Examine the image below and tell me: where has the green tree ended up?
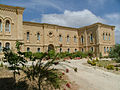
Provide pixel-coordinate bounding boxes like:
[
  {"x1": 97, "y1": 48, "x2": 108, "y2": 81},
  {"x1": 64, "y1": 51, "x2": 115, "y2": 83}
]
[
  {"x1": 3, "y1": 41, "x2": 27, "y2": 82},
  {"x1": 109, "y1": 44, "x2": 120, "y2": 62}
]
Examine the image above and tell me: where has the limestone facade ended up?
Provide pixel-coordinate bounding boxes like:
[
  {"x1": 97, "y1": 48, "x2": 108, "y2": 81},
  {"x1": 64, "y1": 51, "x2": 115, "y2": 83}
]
[{"x1": 0, "y1": 4, "x2": 115, "y2": 57}]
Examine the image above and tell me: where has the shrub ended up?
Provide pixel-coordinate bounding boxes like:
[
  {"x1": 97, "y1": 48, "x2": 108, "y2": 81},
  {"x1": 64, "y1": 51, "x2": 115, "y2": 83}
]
[
  {"x1": 109, "y1": 44, "x2": 120, "y2": 62},
  {"x1": 87, "y1": 51, "x2": 94, "y2": 59},
  {"x1": 106, "y1": 65, "x2": 114, "y2": 70},
  {"x1": 115, "y1": 67, "x2": 119, "y2": 71},
  {"x1": 99, "y1": 52, "x2": 102, "y2": 59},
  {"x1": 98, "y1": 64, "x2": 102, "y2": 67},
  {"x1": 96, "y1": 58, "x2": 99, "y2": 62},
  {"x1": 24, "y1": 52, "x2": 32, "y2": 58},
  {"x1": 48, "y1": 50, "x2": 56, "y2": 59},
  {"x1": 0, "y1": 62, "x2": 3, "y2": 67},
  {"x1": 87, "y1": 60, "x2": 92, "y2": 64},
  {"x1": 33, "y1": 52, "x2": 44, "y2": 59},
  {"x1": 87, "y1": 59, "x2": 96, "y2": 66},
  {"x1": 91, "y1": 62, "x2": 96, "y2": 66}
]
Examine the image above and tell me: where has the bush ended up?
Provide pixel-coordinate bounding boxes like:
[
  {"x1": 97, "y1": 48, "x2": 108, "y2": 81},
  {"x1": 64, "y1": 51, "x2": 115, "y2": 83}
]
[
  {"x1": 0, "y1": 62, "x2": 3, "y2": 67},
  {"x1": 98, "y1": 64, "x2": 102, "y2": 67},
  {"x1": 115, "y1": 67, "x2": 119, "y2": 71},
  {"x1": 87, "y1": 60, "x2": 92, "y2": 64},
  {"x1": 87, "y1": 59, "x2": 96, "y2": 66},
  {"x1": 106, "y1": 65, "x2": 114, "y2": 70},
  {"x1": 33, "y1": 52, "x2": 44, "y2": 59},
  {"x1": 99, "y1": 52, "x2": 102, "y2": 59},
  {"x1": 24, "y1": 52, "x2": 32, "y2": 58},
  {"x1": 96, "y1": 58, "x2": 99, "y2": 62},
  {"x1": 109, "y1": 44, "x2": 120, "y2": 62},
  {"x1": 87, "y1": 51, "x2": 94, "y2": 59},
  {"x1": 48, "y1": 50, "x2": 56, "y2": 59},
  {"x1": 91, "y1": 62, "x2": 96, "y2": 66}
]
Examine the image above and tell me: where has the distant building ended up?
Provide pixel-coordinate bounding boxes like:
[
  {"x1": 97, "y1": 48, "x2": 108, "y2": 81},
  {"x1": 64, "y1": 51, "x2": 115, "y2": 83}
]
[{"x1": 0, "y1": 4, "x2": 115, "y2": 57}]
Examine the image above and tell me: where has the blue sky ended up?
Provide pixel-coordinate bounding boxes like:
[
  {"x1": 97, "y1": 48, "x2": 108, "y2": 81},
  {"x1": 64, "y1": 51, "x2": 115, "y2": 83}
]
[{"x1": 0, "y1": 0, "x2": 120, "y2": 43}]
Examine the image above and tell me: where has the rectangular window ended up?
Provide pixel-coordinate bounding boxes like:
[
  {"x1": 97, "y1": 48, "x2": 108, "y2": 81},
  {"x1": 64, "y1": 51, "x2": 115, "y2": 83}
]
[
  {"x1": 74, "y1": 36, "x2": 77, "y2": 43},
  {"x1": 59, "y1": 35, "x2": 62, "y2": 42},
  {"x1": 60, "y1": 48, "x2": 62, "y2": 53},
  {"x1": 90, "y1": 34, "x2": 93, "y2": 42},
  {"x1": 103, "y1": 33, "x2": 105, "y2": 40},
  {"x1": 91, "y1": 47, "x2": 94, "y2": 52},
  {"x1": 37, "y1": 48, "x2": 40, "y2": 52},
  {"x1": 37, "y1": 33, "x2": 40, "y2": 40},
  {"x1": 104, "y1": 47, "x2": 106, "y2": 53},
  {"x1": 109, "y1": 34, "x2": 110, "y2": 40},
  {"x1": 106, "y1": 34, "x2": 107, "y2": 40},
  {"x1": 27, "y1": 32, "x2": 29, "y2": 40},
  {"x1": 81, "y1": 36, "x2": 84, "y2": 44},
  {"x1": 67, "y1": 35, "x2": 69, "y2": 43},
  {"x1": 81, "y1": 48, "x2": 84, "y2": 52}
]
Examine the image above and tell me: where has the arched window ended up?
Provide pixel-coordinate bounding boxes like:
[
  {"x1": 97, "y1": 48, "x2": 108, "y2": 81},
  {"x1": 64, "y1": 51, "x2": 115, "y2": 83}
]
[
  {"x1": 91, "y1": 47, "x2": 94, "y2": 52},
  {"x1": 37, "y1": 33, "x2": 40, "y2": 40},
  {"x1": 37, "y1": 48, "x2": 40, "y2": 52},
  {"x1": 0, "y1": 20, "x2": 2, "y2": 32},
  {"x1": 109, "y1": 34, "x2": 110, "y2": 40},
  {"x1": 106, "y1": 33, "x2": 107, "y2": 40},
  {"x1": 68, "y1": 48, "x2": 70, "y2": 53},
  {"x1": 81, "y1": 36, "x2": 84, "y2": 44},
  {"x1": 27, "y1": 32, "x2": 29, "y2": 40},
  {"x1": 90, "y1": 34, "x2": 93, "y2": 42},
  {"x1": 59, "y1": 35, "x2": 62, "y2": 42},
  {"x1": 60, "y1": 48, "x2": 62, "y2": 53},
  {"x1": 74, "y1": 36, "x2": 77, "y2": 43},
  {"x1": 110, "y1": 47, "x2": 112, "y2": 51},
  {"x1": 107, "y1": 47, "x2": 109, "y2": 52},
  {"x1": 67, "y1": 35, "x2": 69, "y2": 42},
  {"x1": 75, "y1": 49, "x2": 77, "y2": 52},
  {"x1": 104, "y1": 47, "x2": 106, "y2": 53},
  {"x1": 5, "y1": 20, "x2": 10, "y2": 32},
  {"x1": 103, "y1": 33, "x2": 105, "y2": 40},
  {"x1": 5, "y1": 42, "x2": 10, "y2": 49},
  {"x1": 0, "y1": 43, "x2": 2, "y2": 52},
  {"x1": 27, "y1": 47, "x2": 30, "y2": 52}
]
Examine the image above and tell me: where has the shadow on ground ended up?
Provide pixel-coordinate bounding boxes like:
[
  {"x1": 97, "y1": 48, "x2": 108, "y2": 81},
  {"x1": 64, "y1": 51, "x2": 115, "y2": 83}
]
[{"x1": 0, "y1": 77, "x2": 29, "y2": 90}]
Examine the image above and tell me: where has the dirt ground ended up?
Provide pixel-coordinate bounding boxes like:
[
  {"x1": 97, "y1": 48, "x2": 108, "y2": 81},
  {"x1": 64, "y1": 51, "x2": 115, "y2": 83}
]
[
  {"x1": 56, "y1": 59, "x2": 120, "y2": 90},
  {"x1": 1, "y1": 59, "x2": 120, "y2": 90},
  {"x1": 0, "y1": 67, "x2": 79, "y2": 90}
]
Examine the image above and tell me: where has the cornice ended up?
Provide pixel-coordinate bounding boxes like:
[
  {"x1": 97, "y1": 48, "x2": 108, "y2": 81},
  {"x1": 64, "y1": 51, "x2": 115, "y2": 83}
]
[
  {"x1": 23, "y1": 21, "x2": 115, "y2": 31},
  {"x1": 0, "y1": 4, "x2": 25, "y2": 14},
  {"x1": 79, "y1": 22, "x2": 115, "y2": 30},
  {"x1": 23, "y1": 21, "x2": 78, "y2": 30}
]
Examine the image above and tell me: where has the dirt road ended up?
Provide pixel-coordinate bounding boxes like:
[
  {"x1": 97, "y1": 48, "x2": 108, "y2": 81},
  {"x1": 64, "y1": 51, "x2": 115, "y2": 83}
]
[{"x1": 58, "y1": 59, "x2": 120, "y2": 90}]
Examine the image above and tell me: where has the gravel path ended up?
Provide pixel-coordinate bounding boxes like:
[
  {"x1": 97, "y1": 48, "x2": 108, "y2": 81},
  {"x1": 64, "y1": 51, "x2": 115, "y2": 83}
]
[{"x1": 58, "y1": 59, "x2": 120, "y2": 90}]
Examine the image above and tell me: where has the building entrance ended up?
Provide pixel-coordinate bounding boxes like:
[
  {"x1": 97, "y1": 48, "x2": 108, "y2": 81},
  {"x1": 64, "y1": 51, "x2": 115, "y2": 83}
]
[{"x1": 48, "y1": 44, "x2": 54, "y2": 51}]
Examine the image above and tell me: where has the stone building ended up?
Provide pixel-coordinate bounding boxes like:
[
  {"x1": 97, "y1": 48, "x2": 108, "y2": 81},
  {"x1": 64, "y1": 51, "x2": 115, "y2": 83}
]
[{"x1": 0, "y1": 4, "x2": 115, "y2": 57}]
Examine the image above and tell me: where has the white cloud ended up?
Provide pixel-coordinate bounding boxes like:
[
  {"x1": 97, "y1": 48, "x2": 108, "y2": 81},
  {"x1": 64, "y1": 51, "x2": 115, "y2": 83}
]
[
  {"x1": 104, "y1": 13, "x2": 120, "y2": 31},
  {"x1": 35, "y1": 9, "x2": 120, "y2": 43},
  {"x1": 41, "y1": 9, "x2": 106, "y2": 27}
]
